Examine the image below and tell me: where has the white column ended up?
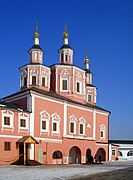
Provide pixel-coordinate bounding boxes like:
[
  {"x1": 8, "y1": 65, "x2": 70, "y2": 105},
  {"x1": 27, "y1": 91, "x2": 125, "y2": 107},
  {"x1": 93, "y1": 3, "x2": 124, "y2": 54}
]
[
  {"x1": 63, "y1": 102, "x2": 67, "y2": 136},
  {"x1": 30, "y1": 95, "x2": 35, "y2": 136},
  {"x1": 109, "y1": 144, "x2": 112, "y2": 161},
  {"x1": 30, "y1": 144, "x2": 34, "y2": 160},
  {"x1": 93, "y1": 110, "x2": 96, "y2": 139}
]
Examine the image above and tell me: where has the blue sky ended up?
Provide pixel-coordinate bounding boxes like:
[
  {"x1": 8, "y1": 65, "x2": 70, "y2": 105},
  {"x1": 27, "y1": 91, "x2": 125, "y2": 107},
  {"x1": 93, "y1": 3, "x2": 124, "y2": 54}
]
[{"x1": 0, "y1": 0, "x2": 133, "y2": 140}]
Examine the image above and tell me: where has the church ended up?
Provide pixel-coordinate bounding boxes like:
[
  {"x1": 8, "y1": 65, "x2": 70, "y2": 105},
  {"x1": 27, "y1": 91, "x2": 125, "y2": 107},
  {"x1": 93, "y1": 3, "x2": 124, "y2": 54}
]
[{"x1": 0, "y1": 23, "x2": 113, "y2": 165}]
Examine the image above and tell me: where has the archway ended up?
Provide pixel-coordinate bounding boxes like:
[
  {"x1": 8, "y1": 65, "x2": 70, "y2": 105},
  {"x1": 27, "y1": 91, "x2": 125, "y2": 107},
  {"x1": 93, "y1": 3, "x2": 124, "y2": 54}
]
[
  {"x1": 127, "y1": 150, "x2": 133, "y2": 157},
  {"x1": 86, "y1": 148, "x2": 92, "y2": 163},
  {"x1": 69, "y1": 146, "x2": 81, "y2": 164},
  {"x1": 118, "y1": 151, "x2": 123, "y2": 157},
  {"x1": 96, "y1": 148, "x2": 106, "y2": 161}
]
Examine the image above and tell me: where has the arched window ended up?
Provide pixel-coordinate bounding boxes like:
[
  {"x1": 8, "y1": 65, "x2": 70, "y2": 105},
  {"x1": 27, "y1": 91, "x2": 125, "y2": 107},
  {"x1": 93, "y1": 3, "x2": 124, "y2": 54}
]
[
  {"x1": 21, "y1": 70, "x2": 27, "y2": 87},
  {"x1": 100, "y1": 124, "x2": 106, "y2": 138},
  {"x1": 52, "y1": 150, "x2": 62, "y2": 159},
  {"x1": 79, "y1": 117, "x2": 86, "y2": 135},
  {"x1": 61, "y1": 53, "x2": 64, "y2": 63},
  {"x1": 30, "y1": 68, "x2": 38, "y2": 85},
  {"x1": 51, "y1": 113, "x2": 60, "y2": 134},
  {"x1": 65, "y1": 54, "x2": 68, "y2": 62},
  {"x1": 69, "y1": 115, "x2": 77, "y2": 134},
  {"x1": 40, "y1": 110, "x2": 50, "y2": 133},
  {"x1": 2, "y1": 110, "x2": 14, "y2": 129},
  {"x1": 18, "y1": 112, "x2": 29, "y2": 130},
  {"x1": 60, "y1": 69, "x2": 69, "y2": 92}
]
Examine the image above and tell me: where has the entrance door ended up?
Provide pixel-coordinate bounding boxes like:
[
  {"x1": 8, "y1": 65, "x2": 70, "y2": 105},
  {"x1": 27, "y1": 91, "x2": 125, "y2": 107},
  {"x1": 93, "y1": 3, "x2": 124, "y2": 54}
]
[
  {"x1": 26, "y1": 143, "x2": 30, "y2": 161},
  {"x1": 19, "y1": 144, "x2": 24, "y2": 162},
  {"x1": 69, "y1": 146, "x2": 81, "y2": 164},
  {"x1": 96, "y1": 148, "x2": 106, "y2": 161}
]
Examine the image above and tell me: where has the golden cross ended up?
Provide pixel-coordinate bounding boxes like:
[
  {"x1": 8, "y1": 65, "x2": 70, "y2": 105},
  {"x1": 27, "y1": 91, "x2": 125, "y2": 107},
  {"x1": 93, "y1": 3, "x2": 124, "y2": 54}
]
[
  {"x1": 85, "y1": 50, "x2": 88, "y2": 58},
  {"x1": 64, "y1": 22, "x2": 67, "y2": 32},
  {"x1": 36, "y1": 22, "x2": 38, "y2": 32}
]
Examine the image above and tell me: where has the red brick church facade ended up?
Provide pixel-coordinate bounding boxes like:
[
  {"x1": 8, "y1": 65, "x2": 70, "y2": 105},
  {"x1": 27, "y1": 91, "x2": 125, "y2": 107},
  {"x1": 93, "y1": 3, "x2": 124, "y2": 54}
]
[{"x1": 0, "y1": 24, "x2": 112, "y2": 165}]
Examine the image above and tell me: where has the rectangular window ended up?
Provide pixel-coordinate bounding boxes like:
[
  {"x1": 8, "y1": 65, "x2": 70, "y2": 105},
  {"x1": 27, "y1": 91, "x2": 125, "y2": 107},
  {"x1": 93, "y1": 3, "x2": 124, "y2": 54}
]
[
  {"x1": 88, "y1": 94, "x2": 92, "y2": 102},
  {"x1": 80, "y1": 124, "x2": 83, "y2": 134},
  {"x1": 20, "y1": 119, "x2": 26, "y2": 128},
  {"x1": 77, "y1": 82, "x2": 80, "y2": 93},
  {"x1": 4, "y1": 142, "x2": 11, "y2": 151},
  {"x1": 42, "y1": 121, "x2": 46, "y2": 130},
  {"x1": 42, "y1": 77, "x2": 45, "y2": 87},
  {"x1": 53, "y1": 122, "x2": 57, "y2": 132},
  {"x1": 4, "y1": 116, "x2": 10, "y2": 126},
  {"x1": 32, "y1": 76, "x2": 36, "y2": 85},
  {"x1": 62, "y1": 80, "x2": 67, "y2": 90},
  {"x1": 70, "y1": 122, "x2": 74, "y2": 133},
  {"x1": 112, "y1": 150, "x2": 116, "y2": 156},
  {"x1": 100, "y1": 131, "x2": 104, "y2": 138}
]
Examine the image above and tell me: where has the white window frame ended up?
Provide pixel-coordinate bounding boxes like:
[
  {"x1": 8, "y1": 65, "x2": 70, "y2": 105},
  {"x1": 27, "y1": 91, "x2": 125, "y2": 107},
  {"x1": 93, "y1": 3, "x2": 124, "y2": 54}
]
[
  {"x1": 40, "y1": 110, "x2": 50, "y2": 133},
  {"x1": 61, "y1": 78, "x2": 69, "y2": 92},
  {"x1": 21, "y1": 70, "x2": 27, "y2": 87},
  {"x1": 69, "y1": 115, "x2": 77, "y2": 134},
  {"x1": 2, "y1": 110, "x2": 14, "y2": 129},
  {"x1": 100, "y1": 124, "x2": 106, "y2": 139},
  {"x1": 112, "y1": 149, "x2": 116, "y2": 156},
  {"x1": 87, "y1": 94, "x2": 92, "y2": 102},
  {"x1": 76, "y1": 80, "x2": 82, "y2": 94},
  {"x1": 41, "y1": 76, "x2": 48, "y2": 87},
  {"x1": 18, "y1": 113, "x2": 29, "y2": 130},
  {"x1": 30, "y1": 68, "x2": 38, "y2": 85},
  {"x1": 79, "y1": 117, "x2": 86, "y2": 135},
  {"x1": 51, "y1": 113, "x2": 60, "y2": 135}
]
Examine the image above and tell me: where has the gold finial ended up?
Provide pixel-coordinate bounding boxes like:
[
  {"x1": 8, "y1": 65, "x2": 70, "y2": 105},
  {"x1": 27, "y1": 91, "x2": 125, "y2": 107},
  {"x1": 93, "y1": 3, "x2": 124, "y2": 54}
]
[
  {"x1": 34, "y1": 22, "x2": 39, "y2": 39},
  {"x1": 63, "y1": 22, "x2": 68, "y2": 39},
  {"x1": 85, "y1": 50, "x2": 89, "y2": 63}
]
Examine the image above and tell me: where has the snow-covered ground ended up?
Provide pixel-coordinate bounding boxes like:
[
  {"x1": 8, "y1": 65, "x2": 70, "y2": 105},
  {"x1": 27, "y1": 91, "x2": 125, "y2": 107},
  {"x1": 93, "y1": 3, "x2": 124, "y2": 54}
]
[{"x1": 0, "y1": 161, "x2": 133, "y2": 180}]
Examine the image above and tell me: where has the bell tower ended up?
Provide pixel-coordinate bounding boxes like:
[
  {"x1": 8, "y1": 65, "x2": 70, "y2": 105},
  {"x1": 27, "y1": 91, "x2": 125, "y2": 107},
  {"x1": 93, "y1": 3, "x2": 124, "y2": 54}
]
[
  {"x1": 28, "y1": 22, "x2": 43, "y2": 64},
  {"x1": 58, "y1": 23, "x2": 74, "y2": 65},
  {"x1": 19, "y1": 23, "x2": 51, "y2": 92}
]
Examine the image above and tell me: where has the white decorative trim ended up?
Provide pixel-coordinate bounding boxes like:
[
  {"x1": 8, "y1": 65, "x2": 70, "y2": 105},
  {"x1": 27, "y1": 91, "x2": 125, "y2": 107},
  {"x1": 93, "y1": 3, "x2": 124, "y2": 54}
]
[
  {"x1": 96, "y1": 143, "x2": 108, "y2": 146},
  {"x1": 100, "y1": 124, "x2": 106, "y2": 139},
  {"x1": 69, "y1": 115, "x2": 77, "y2": 134},
  {"x1": 63, "y1": 135, "x2": 93, "y2": 140},
  {"x1": 18, "y1": 112, "x2": 29, "y2": 132},
  {"x1": 1, "y1": 110, "x2": 14, "y2": 131},
  {"x1": 60, "y1": 77, "x2": 69, "y2": 92},
  {"x1": 82, "y1": 156, "x2": 86, "y2": 163},
  {"x1": 67, "y1": 104, "x2": 93, "y2": 112},
  {"x1": 51, "y1": 113, "x2": 60, "y2": 135},
  {"x1": 36, "y1": 137, "x2": 63, "y2": 143},
  {"x1": 109, "y1": 144, "x2": 112, "y2": 161},
  {"x1": 40, "y1": 110, "x2": 50, "y2": 134},
  {"x1": 96, "y1": 111, "x2": 109, "y2": 116},
  {"x1": 76, "y1": 80, "x2": 82, "y2": 94},
  {"x1": 63, "y1": 157, "x2": 69, "y2": 164},
  {"x1": 79, "y1": 117, "x2": 86, "y2": 135},
  {"x1": 30, "y1": 144, "x2": 34, "y2": 160},
  {"x1": 33, "y1": 93, "x2": 64, "y2": 105},
  {"x1": 0, "y1": 135, "x2": 23, "y2": 138},
  {"x1": 0, "y1": 134, "x2": 63, "y2": 143},
  {"x1": 30, "y1": 95, "x2": 35, "y2": 136}
]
